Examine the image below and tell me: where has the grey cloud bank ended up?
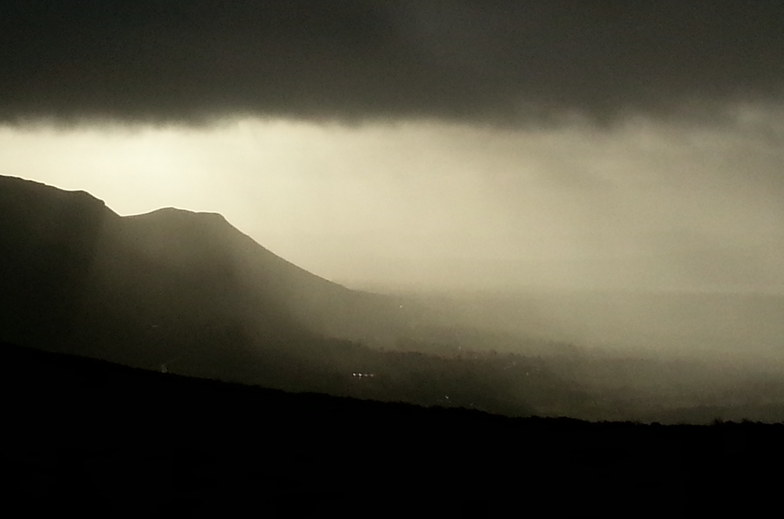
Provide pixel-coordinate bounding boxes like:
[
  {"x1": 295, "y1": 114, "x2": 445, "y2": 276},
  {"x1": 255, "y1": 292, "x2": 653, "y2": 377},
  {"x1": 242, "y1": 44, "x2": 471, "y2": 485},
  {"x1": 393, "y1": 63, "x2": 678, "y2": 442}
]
[{"x1": 2, "y1": 1, "x2": 783, "y2": 125}]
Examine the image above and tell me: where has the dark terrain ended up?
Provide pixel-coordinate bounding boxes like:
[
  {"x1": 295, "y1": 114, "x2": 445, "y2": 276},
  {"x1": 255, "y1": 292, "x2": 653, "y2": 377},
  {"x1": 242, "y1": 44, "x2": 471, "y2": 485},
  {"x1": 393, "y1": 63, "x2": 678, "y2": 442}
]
[
  {"x1": 2, "y1": 175, "x2": 784, "y2": 514},
  {"x1": 0, "y1": 177, "x2": 784, "y2": 517},
  {"x1": 0, "y1": 340, "x2": 780, "y2": 517}
]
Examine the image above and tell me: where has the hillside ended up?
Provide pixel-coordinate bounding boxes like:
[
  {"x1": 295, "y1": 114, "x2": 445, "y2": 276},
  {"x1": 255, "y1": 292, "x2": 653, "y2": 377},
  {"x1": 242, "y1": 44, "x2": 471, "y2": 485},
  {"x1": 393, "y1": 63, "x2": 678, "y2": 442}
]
[
  {"x1": 0, "y1": 175, "x2": 405, "y2": 377},
  {"x1": 0, "y1": 175, "x2": 569, "y2": 417},
  {"x1": 0, "y1": 340, "x2": 780, "y2": 516}
]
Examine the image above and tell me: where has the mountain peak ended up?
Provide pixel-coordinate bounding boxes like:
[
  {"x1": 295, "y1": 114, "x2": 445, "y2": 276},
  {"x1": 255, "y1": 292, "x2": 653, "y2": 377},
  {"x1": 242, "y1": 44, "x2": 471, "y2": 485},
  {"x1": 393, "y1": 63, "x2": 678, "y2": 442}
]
[
  {"x1": 128, "y1": 207, "x2": 233, "y2": 232},
  {"x1": 141, "y1": 207, "x2": 227, "y2": 220}
]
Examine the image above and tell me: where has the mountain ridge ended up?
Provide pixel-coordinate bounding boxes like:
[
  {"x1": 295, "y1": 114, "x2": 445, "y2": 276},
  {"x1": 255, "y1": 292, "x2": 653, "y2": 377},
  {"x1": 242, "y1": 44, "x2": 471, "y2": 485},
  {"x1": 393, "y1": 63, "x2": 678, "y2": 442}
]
[{"x1": 0, "y1": 174, "x2": 397, "y2": 379}]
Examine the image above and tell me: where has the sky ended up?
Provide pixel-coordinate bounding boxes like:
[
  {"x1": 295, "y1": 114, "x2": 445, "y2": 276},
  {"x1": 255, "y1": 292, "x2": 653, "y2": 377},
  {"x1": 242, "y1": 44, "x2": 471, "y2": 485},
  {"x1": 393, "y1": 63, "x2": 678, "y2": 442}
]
[{"x1": 1, "y1": 1, "x2": 783, "y2": 293}]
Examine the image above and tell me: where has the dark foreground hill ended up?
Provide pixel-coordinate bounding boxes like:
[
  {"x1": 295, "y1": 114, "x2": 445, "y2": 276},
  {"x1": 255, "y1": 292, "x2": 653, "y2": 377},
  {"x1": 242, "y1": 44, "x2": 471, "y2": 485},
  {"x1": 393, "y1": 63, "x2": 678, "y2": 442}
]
[{"x1": 0, "y1": 340, "x2": 781, "y2": 517}]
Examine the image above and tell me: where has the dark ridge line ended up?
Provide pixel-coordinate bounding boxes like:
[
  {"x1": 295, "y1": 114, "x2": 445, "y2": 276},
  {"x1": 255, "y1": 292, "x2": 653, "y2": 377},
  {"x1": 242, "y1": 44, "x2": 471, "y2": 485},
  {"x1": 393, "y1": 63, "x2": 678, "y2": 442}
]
[{"x1": 5, "y1": 340, "x2": 783, "y2": 431}]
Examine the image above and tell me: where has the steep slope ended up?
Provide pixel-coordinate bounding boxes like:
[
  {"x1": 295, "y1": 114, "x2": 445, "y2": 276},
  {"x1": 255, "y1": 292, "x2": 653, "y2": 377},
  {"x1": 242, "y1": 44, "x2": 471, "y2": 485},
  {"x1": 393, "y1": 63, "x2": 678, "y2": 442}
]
[{"x1": 0, "y1": 176, "x2": 113, "y2": 346}]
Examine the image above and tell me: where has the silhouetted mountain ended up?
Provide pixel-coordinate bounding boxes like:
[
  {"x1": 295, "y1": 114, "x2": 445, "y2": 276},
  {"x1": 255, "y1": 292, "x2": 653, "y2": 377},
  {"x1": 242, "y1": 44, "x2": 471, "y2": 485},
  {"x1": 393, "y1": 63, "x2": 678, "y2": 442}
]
[
  {"x1": 0, "y1": 175, "x2": 404, "y2": 378},
  {"x1": 0, "y1": 176, "x2": 555, "y2": 415}
]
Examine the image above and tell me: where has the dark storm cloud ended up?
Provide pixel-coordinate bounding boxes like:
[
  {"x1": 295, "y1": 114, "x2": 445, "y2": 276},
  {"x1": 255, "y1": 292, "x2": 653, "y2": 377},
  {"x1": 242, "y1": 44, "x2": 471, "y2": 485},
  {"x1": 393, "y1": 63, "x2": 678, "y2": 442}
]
[{"x1": 2, "y1": 0, "x2": 783, "y2": 125}]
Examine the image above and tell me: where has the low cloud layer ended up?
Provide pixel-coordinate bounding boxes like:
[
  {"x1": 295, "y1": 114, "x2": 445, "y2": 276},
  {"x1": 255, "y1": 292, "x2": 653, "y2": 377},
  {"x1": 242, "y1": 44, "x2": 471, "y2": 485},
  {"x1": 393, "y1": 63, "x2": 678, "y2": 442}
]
[{"x1": 2, "y1": 1, "x2": 783, "y2": 125}]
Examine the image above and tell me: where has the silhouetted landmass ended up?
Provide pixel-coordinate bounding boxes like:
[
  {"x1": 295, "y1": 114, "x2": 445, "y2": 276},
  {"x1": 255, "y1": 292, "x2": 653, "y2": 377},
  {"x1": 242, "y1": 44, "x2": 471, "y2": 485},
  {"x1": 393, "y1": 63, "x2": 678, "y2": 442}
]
[
  {"x1": 0, "y1": 340, "x2": 779, "y2": 517},
  {"x1": 3, "y1": 174, "x2": 784, "y2": 423},
  {"x1": 0, "y1": 174, "x2": 406, "y2": 359},
  {"x1": 2, "y1": 175, "x2": 784, "y2": 513},
  {"x1": 0, "y1": 175, "x2": 586, "y2": 419}
]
